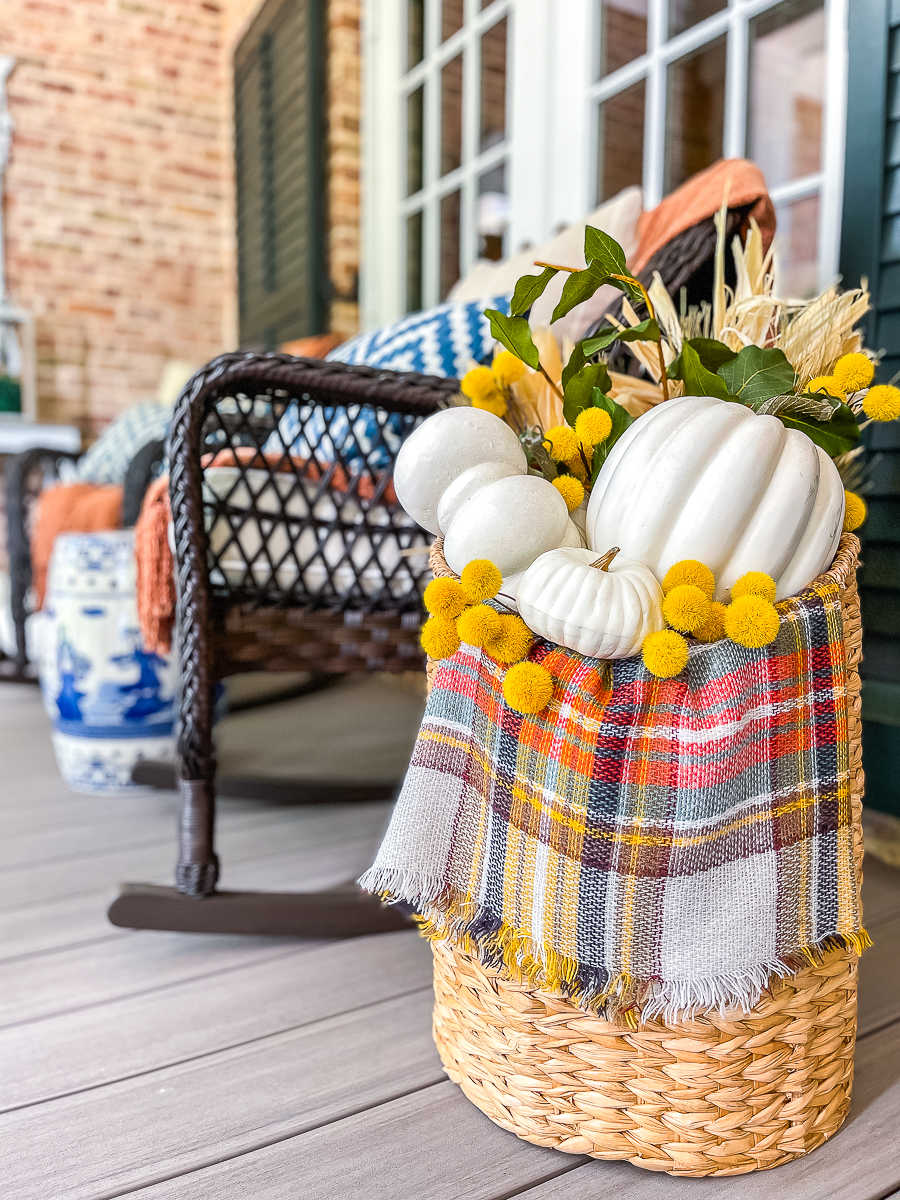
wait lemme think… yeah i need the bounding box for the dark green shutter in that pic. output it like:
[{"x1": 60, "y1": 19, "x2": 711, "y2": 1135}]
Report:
[
  {"x1": 234, "y1": 0, "x2": 326, "y2": 349},
  {"x1": 841, "y1": 0, "x2": 900, "y2": 815}
]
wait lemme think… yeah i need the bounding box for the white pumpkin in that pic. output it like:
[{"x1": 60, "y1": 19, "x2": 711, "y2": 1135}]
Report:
[
  {"x1": 393, "y1": 407, "x2": 526, "y2": 534},
  {"x1": 443, "y1": 475, "x2": 569, "y2": 578},
  {"x1": 586, "y1": 395, "x2": 845, "y2": 600},
  {"x1": 437, "y1": 460, "x2": 523, "y2": 533},
  {"x1": 516, "y1": 547, "x2": 665, "y2": 658},
  {"x1": 499, "y1": 519, "x2": 584, "y2": 611}
]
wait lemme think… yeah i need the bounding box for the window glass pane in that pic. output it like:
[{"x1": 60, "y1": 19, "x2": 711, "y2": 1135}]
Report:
[
  {"x1": 406, "y1": 211, "x2": 423, "y2": 312},
  {"x1": 480, "y1": 18, "x2": 507, "y2": 153},
  {"x1": 774, "y1": 193, "x2": 819, "y2": 297},
  {"x1": 443, "y1": 0, "x2": 464, "y2": 40},
  {"x1": 407, "y1": 86, "x2": 424, "y2": 196},
  {"x1": 442, "y1": 54, "x2": 463, "y2": 175},
  {"x1": 749, "y1": 0, "x2": 825, "y2": 190},
  {"x1": 440, "y1": 190, "x2": 462, "y2": 299},
  {"x1": 668, "y1": 0, "x2": 726, "y2": 39},
  {"x1": 597, "y1": 82, "x2": 645, "y2": 201},
  {"x1": 407, "y1": 0, "x2": 424, "y2": 70},
  {"x1": 598, "y1": 0, "x2": 648, "y2": 79},
  {"x1": 477, "y1": 163, "x2": 509, "y2": 261},
  {"x1": 665, "y1": 38, "x2": 726, "y2": 194}
]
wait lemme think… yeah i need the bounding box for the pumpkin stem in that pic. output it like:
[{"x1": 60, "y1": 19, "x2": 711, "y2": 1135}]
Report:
[{"x1": 591, "y1": 547, "x2": 620, "y2": 571}]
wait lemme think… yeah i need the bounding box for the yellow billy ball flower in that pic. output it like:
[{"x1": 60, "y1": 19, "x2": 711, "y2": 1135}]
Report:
[
  {"x1": 662, "y1": 584, "x2": 710, "y2": 633},
  {"x1": 863, "y1": 384, "x2": 900, "y2": 422},
  {"x1": 843, "y1": 490, "x2": 867, "y2": 532},
  {"x1": 642, "y1": 629, "x2": 689, "y2": 679},
  {"x1": 461, "y1": 366, "x2": 508, "y2": 418},
  {"x1": 574, "y1": 407, "x2": 613, "y2": 449},
  {"x1": 661, "y1": 559, "x2": 716, "y2": 599},
  {"x1": 423, "y1": 576, "x2": 470, "y2": 619},
  {"x1": 457, "y1": 603, "x2": 502, "y2": 648},
  {"x1": 420, "y1": 617, "x2": 461, "y2": 660},
  {"x1": 723, "y1": 595, "x2": 780, "y2": 648},
  {"x1": 545, "y1": 424, "x2": 579, "y2": 463},
  {"x1": 730, "y1": 571, "x2": 777, "y2": 603},
  {"x1": 460, "y1": 559, "x2": 503, "y2": 602},
  {"x1": 485, "y1": 615, "x2": 534, "y2": 664},
  {"x1": 491, "y1": 350, "x2": 527, "y2": 387},
  {"x1": 551, "y1": 475, "x2": 585, "y2": 512},
  {"x1": 805, "y1": 375, "x2": 845, "y2": 399},
  {"x1": 693, "y1": 601, "x2": 728, "y2": 644},
  {"x1": 503, "y1": 661, "x2": 554, "y2": 714},
  {"x1": 832, "y1": 352, "x2": 875, "y2": 393},
  {"x1": 565, "y1": 455, "x2": 588, "y2": 481}
]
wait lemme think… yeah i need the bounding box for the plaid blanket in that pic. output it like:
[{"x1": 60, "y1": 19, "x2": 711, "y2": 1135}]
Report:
[{"x1": 361, "y1": 548, "x2": 867, "y2": 1022}]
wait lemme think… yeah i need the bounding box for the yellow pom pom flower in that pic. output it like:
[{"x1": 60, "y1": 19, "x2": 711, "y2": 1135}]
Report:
[
  {"x1": 693, "y1": 601, "x2": 728, "y2": 644},
  {"x1": 730, "y1": 571, "x2": 777, "y2": 603},
  {"x1": 457, "y1": 603, "x2": 502, "y2": 648},
  {"x1": 551, "y1": 475, "x2": 585, "y2": 512},
  {"x1": 461, "y1": 366, "x2": 507, "y2": 417},
  {"x1": 423, "y1": 577, "x2": 470, "y2": 620},
  {"x1": 832, "y1": 352, "x2": 874, "y2": 393},
  {"x1": 843, "y1": 490, "x2": 867, "y2": 532},
  {"x1": 545, "y1": 424, "x2": 579, "y2": 463},
  {"x1": 661, "y1": 559, "x2": 716, "y2": 599},
  {"x1": 460, "y1": 559, "x2": 502, "y2": 602},
  {"x1": 723, "y1": 595, "x2": 780, "y2": 648},
  {"x1": 420, "y1": 617, "x2": 461, "y2": 660},
  {"x1": 805, "y1": 375, "x2": 845, "y2": 399},
  {"x1": 863, "y1": 384, "x2": 900, "y2": 422},
  {"x1": 642, "y1": 629, "x2": 689, "y2": 679},
  {"x1": 662, "y1": 584, "x2": 710, "y2": 633},
  {"x1": 485, "y1": 615, "x2": 534, "y2": 664},
  {"x1": 491, "y1": 350, "x2": 527, "y2": 387},
  {"x1": 574, "y1": 407, "x2": 613, "y2": 449},
  {"x1": 503, "y1": 661, "x2": 554, "y2": 714}
]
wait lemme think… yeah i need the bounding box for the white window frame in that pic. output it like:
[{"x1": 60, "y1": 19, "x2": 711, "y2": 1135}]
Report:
[{"x1": 362, "y1": 0, "x2": 847, "y2": 329}]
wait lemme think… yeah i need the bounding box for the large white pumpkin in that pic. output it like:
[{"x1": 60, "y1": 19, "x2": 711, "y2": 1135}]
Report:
[
  {"x1": 516, "y1": 547, "x2": 664, "y2": 658},
  {"x1": 393, "y1": 407, "x2": 526, "y2": 534},
  {"x1": 586, "y1": 395, "x2": 845, "y2": 600},
  {"x1": 443, "y1": 474, "x2": 569, "y2": 577}
]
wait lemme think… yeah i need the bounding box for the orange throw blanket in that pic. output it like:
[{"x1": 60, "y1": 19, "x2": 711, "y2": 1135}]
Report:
[
  {"x1": 632, "y1": 158, "x2": 776, "y2": 276},
  {"x1": 135, "y1": 475, "x2": 176, "y2": 656},
  {"x1": 32, "y1": 484, "x2": 123, "y2": 609}
]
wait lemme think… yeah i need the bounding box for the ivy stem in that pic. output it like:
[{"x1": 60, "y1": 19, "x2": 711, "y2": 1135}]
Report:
[
  {"x1": 538, "y1": 364, "x2": 565, "y2": 402},
  {"x1": 534, "y1": 261, "x2": 578, "y2": 273}
]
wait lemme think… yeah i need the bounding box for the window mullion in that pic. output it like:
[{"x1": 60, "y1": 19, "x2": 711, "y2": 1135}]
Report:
[
  {"x1": 819, "y1": 0, "x2": 849, "y2": 288},
  {"x1": 422, "y1": 0, "x2": 442, "y2": 306},
  {"x1": 724, "y1": 6, "x2": 748, "y2": 158},
  {"x1": 644, "y1": 0, "x2": 668, "y2": 208}
]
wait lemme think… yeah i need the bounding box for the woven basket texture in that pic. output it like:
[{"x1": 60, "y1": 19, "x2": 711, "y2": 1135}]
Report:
[{"x1": 426, "y1": 535, "x2": 864, "y2": 1177}]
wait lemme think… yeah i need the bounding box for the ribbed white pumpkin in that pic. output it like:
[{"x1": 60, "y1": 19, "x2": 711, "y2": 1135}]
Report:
[
  {"x1": 586, "y1": 395, "x2": 845, "y2": 601},
  {"x1": 516, "y1": 547, "x2": 664, "y2": 658}
]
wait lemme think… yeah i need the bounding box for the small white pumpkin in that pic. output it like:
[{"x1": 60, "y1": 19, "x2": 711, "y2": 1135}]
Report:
[
  {"x1": 394, "y1": 407, "x2": 526, "y2": 534},
  {"x1": 437, "y1": 460, "x2": 523, "y2": 533},
  {"x1": 586, "y1": 395, "x2": 844, "y2": 600},
  {"x1": 443, "y1": 474, "x2": 569, "y2": 578},
  {"x1": 516, "y1": 546, "x2": 665, "y2": 658},
  {"x1": 500, "y1": 519, "x2": 584, "y2": 611}
]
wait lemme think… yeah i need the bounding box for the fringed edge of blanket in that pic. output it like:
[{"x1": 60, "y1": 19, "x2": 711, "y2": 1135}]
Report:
[{"x1": 359, "y1": 867, "x2": 871, "y2": 1027}]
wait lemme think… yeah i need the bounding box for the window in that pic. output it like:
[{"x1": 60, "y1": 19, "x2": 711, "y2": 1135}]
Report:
[
  {"x1": 234, "y1": 0, "x2": 326, "y2": 349},
  {"x1": 592, "y1": 0, "x2": 847, "y2": 297},
  {"x1": 401, "y1": 1, "x2": 512, "y2": 311}
]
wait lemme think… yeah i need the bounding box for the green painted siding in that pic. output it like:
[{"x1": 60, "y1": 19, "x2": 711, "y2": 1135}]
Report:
[
  {"x1": 841, "y1": 0, "x2": 900, "y2": 814},
  {"x1": 234, "y1": 0, "x2": 326, "y2": 349}
]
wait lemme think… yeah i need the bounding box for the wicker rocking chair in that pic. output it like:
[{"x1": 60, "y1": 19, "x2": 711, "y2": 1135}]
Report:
[{"x1": 108, "y1": 353, "x2": 458, "y2": 938}]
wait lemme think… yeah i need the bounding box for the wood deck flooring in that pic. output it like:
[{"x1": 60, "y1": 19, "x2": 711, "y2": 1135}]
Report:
[{"x1": 2, "y1": 677, "x2": 900, "y2": 1200}]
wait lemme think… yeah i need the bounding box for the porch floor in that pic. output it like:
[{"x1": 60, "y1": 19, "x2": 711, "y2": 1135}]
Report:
[{"x1": 2, "y1": 679, "x2": 900, "y2": 1200}]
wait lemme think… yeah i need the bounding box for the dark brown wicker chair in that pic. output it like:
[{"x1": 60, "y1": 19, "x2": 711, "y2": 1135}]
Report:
[{"x1": 108, "y1": 353, "x2": 459, "y2": 938}]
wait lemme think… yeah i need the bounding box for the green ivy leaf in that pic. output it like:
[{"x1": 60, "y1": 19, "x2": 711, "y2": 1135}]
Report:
[
  {"x1": 485, "y1": 309, "x2": 540, "y2": 370},
  {"x1": 584, "y1": 225, "x2": 628, "y2": 277},
  {"x1": 510, "y1": 266, "x2": 559, "y2": 317},
  {"x1": 581, "y1": 318, "x2": 661, "y2": 356},
  {"x1": 589, "y1": 388, "x2": 634, "y2": 479},
  {"x1": 669, "y1": 337, "x2": 737, "y2": 376},
  {"x1": 779, "y1": 403, "x2": 861, "y2": 457},
  {"x1": 561, "y1": 340, "x2": 613, "y2": 391},
  {"x1": 718, "y1": 345, "x2": 796, "y2": 407},
  {"x1": 562, "y1": 363, "x2": 612, "y2": 427},
  {"x1": 671, "y1": 342, "x2": 731, "y2": 400},
  {"x1": 549, "y1": 264, "x2": 609, "y2": 324}
]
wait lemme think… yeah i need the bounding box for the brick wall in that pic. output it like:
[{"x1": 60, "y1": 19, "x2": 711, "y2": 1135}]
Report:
[{"x1": 0, "y1": 0, "x2": 362, "y2": 438}]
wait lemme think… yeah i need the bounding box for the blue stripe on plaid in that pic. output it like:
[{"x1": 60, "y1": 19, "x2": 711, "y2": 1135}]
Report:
[{"x1": 75, "y1": 403, "x2": 172, "y2": 485}]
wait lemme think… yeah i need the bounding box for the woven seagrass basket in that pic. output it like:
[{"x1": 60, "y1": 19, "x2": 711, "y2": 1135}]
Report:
[{"x1": 426, "y1": 535, "x2": 864, "y2": 1178}]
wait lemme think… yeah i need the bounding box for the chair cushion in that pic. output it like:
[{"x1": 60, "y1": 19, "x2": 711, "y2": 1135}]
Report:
[{"x1": 76, "y1": 403, "x2": 172, "y2": 485}]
